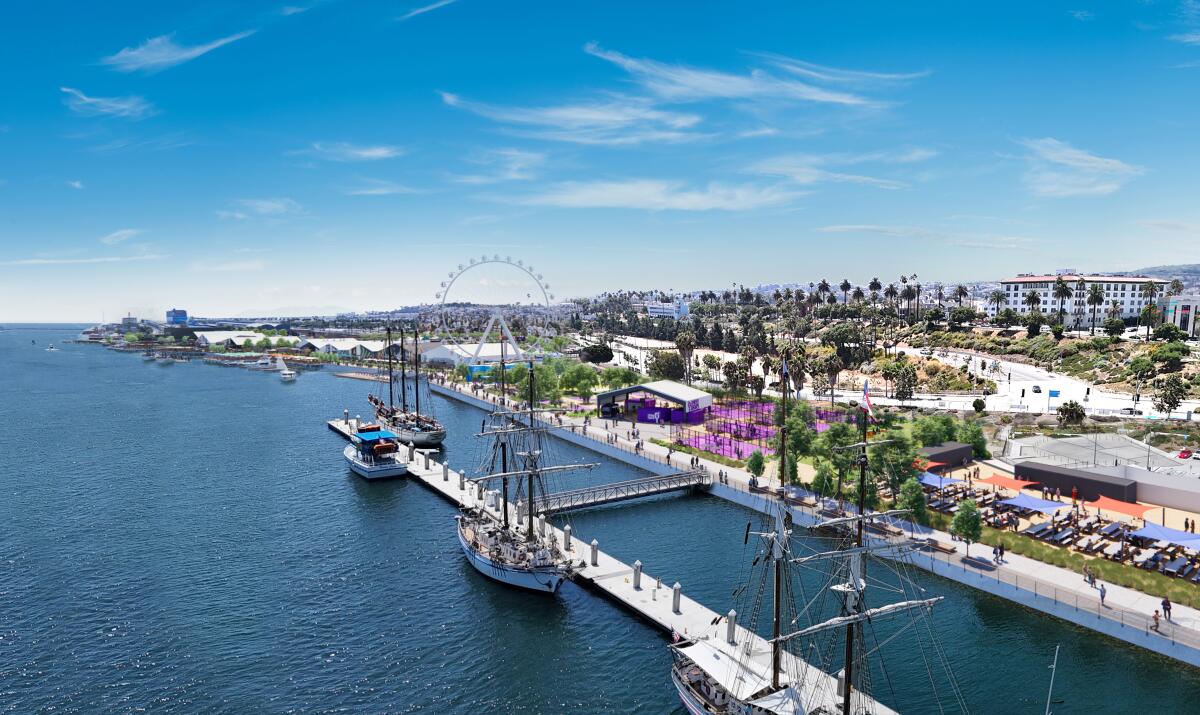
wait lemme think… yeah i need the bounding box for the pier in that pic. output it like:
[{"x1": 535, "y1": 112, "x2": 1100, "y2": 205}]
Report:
[{"x1": 538, "y1": 470, "x2": 709, "y2": 514}]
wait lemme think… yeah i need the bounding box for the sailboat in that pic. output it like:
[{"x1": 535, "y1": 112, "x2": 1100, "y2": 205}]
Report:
[
  {"x1": 668, "y1": 369, "x2": 961, "y2": 715},
  {"x1": 277, "y1": 356, "x2": 297, "y2": 382},
  {"x1": 456, "y1": 357, "x2": 596, "y2": 593},
  {"x1": 370, "y1": 323, "x2": 446, "y2": 448}
]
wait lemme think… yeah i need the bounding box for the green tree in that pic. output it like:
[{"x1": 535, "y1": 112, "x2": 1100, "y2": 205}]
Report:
[
  {"x1": 1087, "y1": 283, "x2": 1105, "y2": 334},
  {"x1": 1057, "y1": 400, "x2": 1086, "y2": 426},
  {"x1": 256, "y1": 337, "x2": 272, "y2": 349},
  {"x1": 560, "y1": 363, "x2": 599, "y2": 401},
  {"x1": 1141, "y1": 280, "x2": 1162, "y2": 340},
  {"x1": 1154, "y1": 323, "x2": 1187, "y2": 343},
  {"x1": 648, "y1": 350, "x2": 685, "y2": 380},
  {"x1": 972, "y1": 398, "x2": 986, "y2": 414},
  {"x1": 580, "y1": 343, "x2": 614, "y2": 364},
  {"x1": 1103, "y1": 318, "x2": 1125, "y2": 337},
  {"x1": 601, "y1": 366, "x2": 641, "y2": 388},
  {"x1": 956, "y1": 420, "x2": 990, "y2": 459},
  {"x1": 811, "y1": 459, "x2": 839, "y2": 497},
  {"x1": 746, "y1": 450, "x2": 765, "y2": 480},
  {"x1": 1025, "y1": 311, "x2": 1044, "y2": 337},
  {"x1": 1153, "y1": 374, "x2": 1188, "y2": 418},
  {"x1": 893, "y1": 363, "x2": 918, "y2": 403},
  {"x1": 912, "y1": 414, "x2": 957, "y2": 446},
  {"x1": 951, "y1": 499, "x2": 982, "y2": 557},
  {"x1": 674, "y1": 331, "x2": 697, "y2": 384},
  {"x1": 898, "y1": 477, "x2": 928, "y2": 525},
  {"x1": 870, "y1": 429, "x2": 921, "y2": 497},
  {"x1": 702, "y1": 353, "x2": 722, "y2": 383},
  {"x1": 1052, "y1": 276, "x2": 1073, "y2": 325},
  {"x1": 123, "y1": 331, "x2": 139, "y2": 343},
  {"x1": 1152, "y1": 342, "x2": 1190, "y2": 372}
]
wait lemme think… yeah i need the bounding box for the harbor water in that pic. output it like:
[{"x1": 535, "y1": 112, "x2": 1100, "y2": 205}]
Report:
[{"x1": 4, "y1": 324, "x2": 1200, "y2": 713}]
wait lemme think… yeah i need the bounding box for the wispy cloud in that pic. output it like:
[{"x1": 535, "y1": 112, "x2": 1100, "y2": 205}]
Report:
[
  {"x1": 1139, "y1": 219, "x2": 1200, "y2": 232},
  {"x1": 758, "y1": 55, "x2": 930, "y2": 86},
  {"x1": 192, "y1": 259, "x2": 265, "y2": 272},
  {"x1": 0, "y1": 254, "x2": 166, "y2": 266},
  {"x1": 817, "y1": 224, "x2": 1034, "y2": 250},
  {"x1": 398, "y1": 0, "x2": 456, "y2": 21},
  {"x1": 86, "y1": 134, "x2": 193, "y2": 153},
  {"x1": 102, "y1": 31, "x2": 256, "y2": 73},
  {"x1": 1170, "y1": 32, "x2": 1200, "y2": 43},
  {"x1": 1169, "y1": 0, "x2": 1200, "y2": 43},
  {"x1": 60, "y1": 87, "x2": 156, "y2": 120},
  {"x1": 440, "y1": 91, "x2": 704, "y2": 145},
  {"x1": 516, "y1": 179, "x2": 801, "y2": 211},
  {"x1": 67, "y1": 180, "x2": 85, "y2": 190},
  {"x1": 453, "y1": 148, "x2": 545, "y2": 184},
  {"x1": 100, "y1": 228, "x2": 142, "y2": 245},
  {"x1": 584, "y1": 43, "x2": 875, "y2": 106},
  {"x1": 749, "y1": 148, "x2": 937, "y2": 190},
  {"x1": 220, "y1": 198, "x2": 302, "y2": 219},
  {"x1": 1017, "y1": 137, "x2": 1143, "y2": 197},
  {"x1": 281, "y1": 5, "x2": 311, "y2": 15},
  {"x1": 343, "y1": 179, "x2": 417, "y2": 196},
  {"x1": 309, "y1": 141, "x2": 403, "y2": 161},
  {"x1": 1069, "y1": 10, "x2": 1095, "y2": 21}
]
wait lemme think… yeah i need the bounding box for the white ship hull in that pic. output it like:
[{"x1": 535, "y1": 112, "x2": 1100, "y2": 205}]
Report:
[
  {"x1": 343, "y1": 445, "x2": 407, "y2": 480},
  {"x1": 456, "y1": 519, "x2": 565, "y2": 593},
  {"x1": 388, "y1": 424, "x2": 446, "y2": 448}
]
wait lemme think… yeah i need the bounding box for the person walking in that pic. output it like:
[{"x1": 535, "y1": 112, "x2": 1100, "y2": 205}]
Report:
[
  {"x1": 1162, "y1": 596, "x2": 1172, "y2": 621},
  {"x1": 1099, "y1": 582, "x2": 1106, "y2": 606},
  {"x1": 998, "y1": 543, "x2": 1006, "y2": 564},
  {"x1": 1152, "y1": 610, "x2": 1161, "y2": 632}
]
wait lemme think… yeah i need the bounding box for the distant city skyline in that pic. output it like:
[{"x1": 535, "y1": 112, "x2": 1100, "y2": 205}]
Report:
[{"x1": 3, "y1": 1, "x2": 1200, "y2": 321}]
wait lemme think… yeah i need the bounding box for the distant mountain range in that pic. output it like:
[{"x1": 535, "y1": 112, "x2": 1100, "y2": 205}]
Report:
[{"x1": 1120, "y1": 264, "x2": 1200, "y2": 290}]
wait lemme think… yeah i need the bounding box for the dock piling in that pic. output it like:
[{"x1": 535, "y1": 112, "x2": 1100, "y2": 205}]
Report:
[
  {"x1": 672, "y1": 582, "x2": 682, "y2": 614},
  {"x1": 564, "y1": 524, "x2": 573, "y2": 551},
  {"x1": 590, "y1": 539, "x2": 599, "y2": 567},
  {"x1": 633, "y1": 560, "x2": 643, "y2": 590},
  {"x1": 727, "y1": 610, "x2": 737, "y2": 644},
  {"x1": 443, "y1": 463, "x2": 449, "y2": 482}
]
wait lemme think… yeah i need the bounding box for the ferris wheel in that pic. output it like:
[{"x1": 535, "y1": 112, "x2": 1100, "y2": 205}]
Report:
[{"x1": 434, "y1": 255, "x2": 556, "y2": 366}]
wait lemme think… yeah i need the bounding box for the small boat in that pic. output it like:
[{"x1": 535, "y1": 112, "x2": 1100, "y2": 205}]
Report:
[
  {"x1": 157, "y1": 353, "x2": 174, "y2": 364},
  {"x1": 343, "y1": 429, "x2": 408, "y2": 480},
  {"x1": 45, "y1": 343, "x2": 58, "y2": 352},
  {"x1": 142, "y1": 351, "x2": 157, "y2": 361},
  {"x1": 278, "y1": 357, "x2": 297, "y2": 382}
]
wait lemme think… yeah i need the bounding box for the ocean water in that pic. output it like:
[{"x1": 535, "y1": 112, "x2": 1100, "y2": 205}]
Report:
[{"x1": 3, "y1": 324, "x2": 1200, "y2": 714}]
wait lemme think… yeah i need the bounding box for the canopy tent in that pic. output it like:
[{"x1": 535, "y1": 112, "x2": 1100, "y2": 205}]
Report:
[
  {"x1": 1131, "y1": 522, "x2": 1200, "y2": 549},
  {"x1": 978, "y1": 473, "x2": 1039, "y2": 492},
  {"x1": 352, "y1": 429, "x2": 398, "y2": 442},
  {"x1": 1000, "y1": 493, "x2": 1066, "y2": 515},
  {"x1": 1088, "y1": 494, "x2": 1156, "y2": 520},
  {"x1": 918, "y1": 472, "x2": 963, "y2": 489}
]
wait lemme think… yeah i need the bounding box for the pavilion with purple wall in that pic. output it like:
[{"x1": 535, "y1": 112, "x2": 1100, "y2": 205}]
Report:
[{"x1": 595, "y1": 379, "x2": 713, "y2": 426}]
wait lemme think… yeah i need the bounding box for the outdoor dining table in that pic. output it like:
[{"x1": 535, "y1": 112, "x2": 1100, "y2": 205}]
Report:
[{"x1": 1103, "y1": 542, "x2": 1122, "y2": 557}]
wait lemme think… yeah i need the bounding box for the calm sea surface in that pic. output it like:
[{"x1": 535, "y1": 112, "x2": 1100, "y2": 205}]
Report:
[{"x1": 3, "y1": 324, "x2": 1200, "y2": 714}]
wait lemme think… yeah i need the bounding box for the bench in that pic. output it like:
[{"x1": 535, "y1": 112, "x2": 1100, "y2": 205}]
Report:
[{"x1": 925, "y1": 538, "x2": 957, "y2": 554}]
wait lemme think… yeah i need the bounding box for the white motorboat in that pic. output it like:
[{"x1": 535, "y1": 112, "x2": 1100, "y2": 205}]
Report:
[
  {"x1": 343, "y1": 429, "x2": 407, "y2": 480},
  {"x1": 156, "y1": 354, "x2": 174, "y2": 364},
  {"x1": 277, "y1": 357, "x2": 297, "y2": 382},
  {"x1": 142, "y1": 351, "x2": 156, "y2": 361},
  {"x1": 45, "y1": 343, "x2": 58, "y2": 352}
]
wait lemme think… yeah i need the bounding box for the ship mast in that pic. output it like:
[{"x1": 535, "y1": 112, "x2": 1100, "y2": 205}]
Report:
[
  {"x1": 526, "y1": 358, "x2": 536, "y2": 543},
  {"x1": 386, "y1": 324, "x2": 394, "y2": 412},
  {"x1": 500, "y1": 340, "x2": 508, "y2": 528},
  {"x1": 772, "y1": 360, "x2": 789, "y2": 690},
  {"x1": 842, "y1": 399, "x2": 870, "y2": 715},
  {"x1": 398, "y1": 323, "x2": 409, "y2": 413},
  {"x1": 413, "y1": 323, "x2": 421, "y2": 418}
]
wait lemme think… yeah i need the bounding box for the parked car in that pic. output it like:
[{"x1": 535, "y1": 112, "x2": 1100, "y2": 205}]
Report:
[
  {"x1": 1193, "y1": 453, "x2": 1200, "y2": 461},
  {"x1": 1179, "y1": 450, "x2": 1194, "y2": 460},
  {"x1": 1119, "y1": 407, "x2": 1144, "y2": 416},
  {"x1": 1032, "y1": 385, "x2": 1043, "y2": 394}
]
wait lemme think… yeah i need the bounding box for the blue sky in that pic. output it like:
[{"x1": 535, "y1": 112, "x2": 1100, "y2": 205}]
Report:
[{"x1": 3, "y1": 1, "x2": 1200, "y2": 320}]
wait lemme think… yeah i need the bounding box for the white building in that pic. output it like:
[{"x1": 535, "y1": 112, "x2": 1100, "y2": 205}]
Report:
[
  {"x1": 194, "y1": 331, "x2": 301, "y2": 349},
  {"x1": 989, "y1": 274, "x2": 1169, "y2": 327},
  {"x1": 633, "y1": 300, "x2": 689, "y2": 319},
  {"x1": 422, "y1": 341, "x2": 528, "y2": 366}
]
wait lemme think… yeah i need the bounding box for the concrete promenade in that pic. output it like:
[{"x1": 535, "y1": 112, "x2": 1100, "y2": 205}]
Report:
[{"x1": 426, "y1": 378, "x2": 1200, "y2": 667}]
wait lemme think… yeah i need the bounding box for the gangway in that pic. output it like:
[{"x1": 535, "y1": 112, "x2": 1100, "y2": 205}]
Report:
[{"x1": 540, "y1": 470, "x2": 710, "y2": 514}]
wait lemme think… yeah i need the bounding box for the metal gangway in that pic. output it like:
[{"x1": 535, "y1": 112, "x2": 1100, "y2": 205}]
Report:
[{"x1": 539, "y1": 470, "x2": 711, "y2": 514}]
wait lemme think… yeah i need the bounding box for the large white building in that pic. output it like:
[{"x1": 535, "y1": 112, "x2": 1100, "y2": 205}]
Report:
[
  {"x1": 989, "y1": 274, "x2": 1170, "y2": 327},
  {"x1": 632, "y1": 300, "x2": 689, "y2": 319},
  {"x1": 1164, "y1": 295, "x2": 1200, "y2": 338}
]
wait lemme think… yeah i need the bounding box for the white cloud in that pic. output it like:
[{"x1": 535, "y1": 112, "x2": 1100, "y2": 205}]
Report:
[
  {"x1": 235, "y1": 197, "x2": 302, "y2": 215},
  {"x1": 454, "y1": 148, "x2": 545, "y2": 184},
  {"x1": 100, "y1": 228, "x2": 142, "y2": 245},
  {"x1": 749, "y1": 148, "x2": 936, "y2": 190},
  {"x1": 343, "y1": 179, "x2": 417, "y2": 196},
  {"x1": 440, "y1": 91, "x2": 704, "y2": 145},
  {"x1": 60, "y1": 87, "x2": 156, "y2": 120},
  {"x1": 67, "y1": 180, "x2": 85, "y2": 190},
  {"x1": 281, "y1": 5, "x2": 310, "y2": 15},
  {"x1": 1170, "y1": 32, "x2": 1200, "y2": 43},
  {"x1": 398, "y1": 0, "x2": 456, "y2": 21},
  {"x1": 0, "y1": 254, "x2": 166, "y2": 266},
  {"x1": 759, "y1": 55, "x2": 930, "y2": 85},
  {"x1": 517, "y1": 179, "x2": 801, "y2": 211},
  {"x1": 1139, "y1": 219, "x2": 1200, "y2": 232},
  {"x1": 1018, "y1": 137, "x2": 1143, "y2": 197},
  {"x1": 1069, "y1": 10, "x2": 1095, "y2": 21},
  {"x1": 102, "y1": 31, "x2": 256, "y2": 73},
  {"x1": 192, "y1": 260, "x2": 265, "y2": 272},
  {"x1": 216, "y1": 210, "x2": 249, "y2": 220},
  {"x1": 584, "y1": 43, "x2": 873, "y2": 106},
  {"x1": 310, "y1": 141, "x2": 403, "y2": 161}
]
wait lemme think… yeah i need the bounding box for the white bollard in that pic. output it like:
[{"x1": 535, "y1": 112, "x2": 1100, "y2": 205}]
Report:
[
  {"x1": 726, "y1": 610, "x2": 737, "y2": 644},
  {"x1": 408, "y1": 443, "x2": 416, "y2": 462},
  {"x1": 354, "y1": 415, "x2": 361, "y2": 431},
  {"x1": 672, "y1": 582, "x2": 682, "y2": 614},
  {"x1": 633, "y1": 560, "x2": 643, "y2": 590},
  {"x1": 443, "y1": 463, "x2": 449, "y2": 482},
  {"x1": 423, "y1": 452, "x2": 430, "y2": 470},
  {"x1": 563, "y1": 524, "x2": 573, "y2": 551},
  {"x1": 343, "y1": 409, "x2": 349, "y2": 425},
  {"x1": 590, "y1": 539, "x2": 599, "y2": 567},
  {"x1": 459, "y1": 472, "x2": 465, "y2": 490}
]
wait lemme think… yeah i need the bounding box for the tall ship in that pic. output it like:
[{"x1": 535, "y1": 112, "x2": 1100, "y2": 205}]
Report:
[
  {"x1": 455, "y1": 357, "x2": 595, "y2": 593},
  {"x1": 669, "y1": 373, "x2": 965, "y2": 715},
  {"x1": 368, "y1": 324, "x2": 446, "y2": 448}
]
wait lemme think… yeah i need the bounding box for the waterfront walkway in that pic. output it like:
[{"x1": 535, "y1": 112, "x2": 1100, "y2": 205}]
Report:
[{"x1": 426, "y1": 378, "x2": 1200, "y2": 666}]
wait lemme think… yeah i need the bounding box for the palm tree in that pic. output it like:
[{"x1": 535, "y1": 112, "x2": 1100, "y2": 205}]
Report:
[
  {"x1": 954, "y1": 284, "x2": 970, "y2": 306},
  {"x1": 868, "y1": 277, "x2": 882, "y2": 304},
  {"x1": 1108, "y1": 300, "x2": 1122, "y2": 320},
  {"x1": 910, "y1": 274, "x2": 921, "y2": 321},
  {"x1": 1023, "y1": 289, "x2": 1042, "y2": 314},
  {"x1": 1052, "y1": 276, "x2": 1073, "y2": 325},
  {"x1": 839, "y1": 279, "x2": 851, "y2": 304},
  {"x1": 1086, "y1": 283, "x2": 1104, "y2": 334},
  {"x1": 934, "y1": 283, "x2": 945, "y2": 309},
  {"x1": 674, "y1": 331, "x2": 697, "y2": 384},
  {"x1": 900, "y1": 284, "x2": 917, "y2": 323},
  {"x1": 1141, "y1": 280, "x2": 1162, "y2": 339},
  {"x1": 988, "y1": 289, "x2": 1006, "y2": 320},
  {"x1": 817, "y1": 279, "x2": 831, "y2": 302},
  {"x1": 851, "y1": 286, "x2": 865, "y2": 303},
  {"x1": 1169, "y1": 278, "x2": 1185, "y2": 296}
]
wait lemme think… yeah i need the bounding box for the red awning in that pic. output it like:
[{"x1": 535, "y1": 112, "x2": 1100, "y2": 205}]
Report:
[
  {"x1": 978, "y1": 473, "x2": 1039, "y2": 491},
  {"x1": 1088, "y1": 495, "x2": 1156, "y2": 519}
]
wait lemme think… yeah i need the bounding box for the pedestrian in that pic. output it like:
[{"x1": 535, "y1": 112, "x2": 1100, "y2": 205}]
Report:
[
  {"x1": 1163, "y1": 596, "x2": 1172, "y2": 621},
  {"x1": 998, "y1": 543, "x2": 1006, "y2": 563},
  {"x1": 1186, "y1": 518, "x2": 1191, "y2": 533},
  {"x1": 1152, "y1": 609, "x2": 1161, "y2": 632},
  {"x1": 992, "y1": 545, "x2": 1000, "y2": 564},
  {"x1": 1099, "y1": 582, "x2": 1106, "y2": 606}
]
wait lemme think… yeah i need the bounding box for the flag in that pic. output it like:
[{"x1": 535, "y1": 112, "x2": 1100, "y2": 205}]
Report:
[{"x1": 862, "y1": 379, "x2": 876, "y2": 421}]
